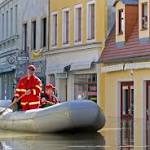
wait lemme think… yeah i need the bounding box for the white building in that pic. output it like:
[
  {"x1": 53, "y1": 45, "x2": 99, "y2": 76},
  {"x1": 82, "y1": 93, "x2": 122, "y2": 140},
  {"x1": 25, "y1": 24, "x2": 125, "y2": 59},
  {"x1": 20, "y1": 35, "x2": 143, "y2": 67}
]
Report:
[
  {"x1": 0, "y1": 0, "x2": 20, "y2": 100},
  {"x1": 17, "y1": 0, "x2": 49, "y2": 84}
]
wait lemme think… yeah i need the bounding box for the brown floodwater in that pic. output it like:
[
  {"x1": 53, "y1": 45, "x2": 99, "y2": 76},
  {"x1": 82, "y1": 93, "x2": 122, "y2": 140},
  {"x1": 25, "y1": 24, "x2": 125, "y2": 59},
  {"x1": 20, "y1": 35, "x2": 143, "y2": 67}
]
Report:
[{"x1": 0, "y1": 118, "x2": 149, "y2": 150}]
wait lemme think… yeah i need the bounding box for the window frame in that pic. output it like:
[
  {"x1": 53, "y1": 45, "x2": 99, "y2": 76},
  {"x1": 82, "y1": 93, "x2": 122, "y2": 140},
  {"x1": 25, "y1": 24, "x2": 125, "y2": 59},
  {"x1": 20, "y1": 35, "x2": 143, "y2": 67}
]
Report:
[
  {"x1": 74, "y1": 4, "x2": 82, "y2": 45},
  {"x1": 15, "y1": 5, "x2": 18, "y2": 35},
  {"x1": 10, "y1": 8, "x2": 13, "y2": 36},
  {"x1": 118, "y1": 9, "x2": 124, "y2": 35},
  {"x1": 51, "y1": 12, "x2": 58, "y2": 48},
  {"x1": 62, "y1": 8, "x2": 70, "y2": 46},
  {"x1": 41, "y1": 17, "x2": 47, "y2": 48},
  {"x1": 141, "y1": 2, "x2": 148, "y2": 30},
  {"x1": 6, "y1": 10, "x2": 9, "y2": 37},
  {"x1": 31, "y1": 20, "x2": 37, "y2": 50},
  {"x1": 2, "y1": 13, "x2": 4, "y2": 39},
  {"x1": 22, "y1": 22, "x2": 28, "y2": 51},
  {"x1": 87, "y1": 0, "x2": 96, "y2": 42}
]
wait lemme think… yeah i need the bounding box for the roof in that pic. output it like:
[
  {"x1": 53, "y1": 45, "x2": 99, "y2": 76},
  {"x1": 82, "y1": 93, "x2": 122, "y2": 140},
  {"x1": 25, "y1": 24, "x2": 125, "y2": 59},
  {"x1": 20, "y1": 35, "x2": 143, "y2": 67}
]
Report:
[
  {"x1": 100, "y1": 22, "x2": 150, "y2": 63},
  {"x1": 113, "y1": 0, "x2": 138, "y2": 6}
]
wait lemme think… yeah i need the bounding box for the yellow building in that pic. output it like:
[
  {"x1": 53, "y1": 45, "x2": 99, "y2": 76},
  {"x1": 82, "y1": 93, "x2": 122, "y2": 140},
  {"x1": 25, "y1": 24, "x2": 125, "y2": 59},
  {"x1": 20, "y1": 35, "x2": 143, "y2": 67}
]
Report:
[
  {"x1": 100, "y1": 0, "x2": 150, "y2": 147},
  {"x1": 45, "y1": 0, "x2": 108, "y2": 103}
]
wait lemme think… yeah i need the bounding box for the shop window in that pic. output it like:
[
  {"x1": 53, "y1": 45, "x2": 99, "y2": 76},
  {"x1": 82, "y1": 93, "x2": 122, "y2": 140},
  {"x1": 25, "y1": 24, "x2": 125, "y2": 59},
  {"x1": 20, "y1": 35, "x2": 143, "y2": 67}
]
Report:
[
  {"x1": 141, "y1": 2, "x2": 148, "y2": 30},
  {"x1": 74, "y1": 74, "x2": 97, "y2": 102}
]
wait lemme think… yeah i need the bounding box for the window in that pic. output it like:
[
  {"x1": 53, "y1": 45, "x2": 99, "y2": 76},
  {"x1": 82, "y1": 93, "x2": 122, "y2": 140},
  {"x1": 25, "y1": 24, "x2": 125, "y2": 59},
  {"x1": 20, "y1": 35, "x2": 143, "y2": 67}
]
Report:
[
  {"x1": 15, "y1": 5, "x2": 18, "y2": 34},
  {"x1": 51, "y1": 13, "x2": 58, "y2": 47},
  {"x1": 2, "y1": 13, "x2": 4, "y2": 39},
  {"x1": 6, "y1": 11, "x2": 9, "y2": 37},
  {"x1": 87, "y1": 2, "x2": 95, "y2": 40},
  {"x1": 10, "y1": 8, "x2": 13, "y2": 35},
  {"x1": 74, "y1": 74, "x2": 97, "y2": 102},
  {"x1": 41, "y1": 18, "x2": 47, "y2": 47},
  {"x1": 74, "y1": 5, "x2": 82, "y2": 43},
  {"x1": 31, "y1": 21, "x2": 36, "y2": 50},
  {"x1": 23, "y1": 23, "x2": 27, "y2": 51},
  {"x1": 62, "y1": 9, "x2": 69, "y2": 45},
  {"x1": 118, "y1": 9, "x2": 124, "y2": 34},
  {"x1": 49, "y1": 74, "x2": 55, "y2": 86},
  {"x1": 141, "y1": 3, "x2": 148, "y2": 30}
]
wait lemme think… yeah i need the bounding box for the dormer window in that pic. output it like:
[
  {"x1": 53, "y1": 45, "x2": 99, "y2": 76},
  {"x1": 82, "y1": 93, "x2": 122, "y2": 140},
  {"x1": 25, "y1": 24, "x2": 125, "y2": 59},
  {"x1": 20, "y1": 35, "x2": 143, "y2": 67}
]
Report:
[
  {"x1": 141, "y1": 3, "x2": 148, "y2": 30},
  {"x1": 118, "y1": 9, "x2": 124, "y2": 34}
]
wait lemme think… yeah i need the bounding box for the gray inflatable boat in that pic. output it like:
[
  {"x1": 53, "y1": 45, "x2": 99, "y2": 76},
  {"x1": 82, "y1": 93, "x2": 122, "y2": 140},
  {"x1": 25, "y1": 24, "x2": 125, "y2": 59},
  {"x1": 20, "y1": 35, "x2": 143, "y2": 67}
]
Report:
[{"x1": 0, "y1": 100, "x2": 105, "y2": 133}]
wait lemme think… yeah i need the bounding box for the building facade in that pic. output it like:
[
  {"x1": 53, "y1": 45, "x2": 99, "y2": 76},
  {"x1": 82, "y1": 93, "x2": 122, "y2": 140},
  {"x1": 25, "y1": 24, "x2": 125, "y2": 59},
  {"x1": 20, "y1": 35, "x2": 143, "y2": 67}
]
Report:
[
  {"x1": 18, "y1": 0, "x2": 49, "y2": 85},
  {"x1": 45, "y1": 0, "x2": 108, "y2": 102},
  {"x1": 0, "y1": 0, "x2": 20, "y2": 100},
  {"x1": 100, "y1": 0, "x2": 150, "y2": 145},
  {"x1": 100, "y1": 0, "x2": 150, "y2": 143}
]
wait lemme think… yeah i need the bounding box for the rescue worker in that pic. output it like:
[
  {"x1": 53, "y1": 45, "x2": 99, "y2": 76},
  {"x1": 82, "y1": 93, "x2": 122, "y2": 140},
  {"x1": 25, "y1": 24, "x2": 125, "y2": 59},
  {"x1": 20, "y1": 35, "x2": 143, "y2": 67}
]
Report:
[
  {"x1": 40, "y1": 83, "x2": 60, "y2": 108},
  {"x1": 14, "y1": 65, "x2": 42, "y2": 111}
]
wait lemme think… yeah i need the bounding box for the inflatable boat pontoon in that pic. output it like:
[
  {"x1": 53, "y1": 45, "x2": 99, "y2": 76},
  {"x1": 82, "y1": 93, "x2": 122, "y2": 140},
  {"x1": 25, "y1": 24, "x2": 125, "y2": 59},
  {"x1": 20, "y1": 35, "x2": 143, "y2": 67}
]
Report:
[{"x1": 0, "y1": 100, "x2": 105, "y2": 133}]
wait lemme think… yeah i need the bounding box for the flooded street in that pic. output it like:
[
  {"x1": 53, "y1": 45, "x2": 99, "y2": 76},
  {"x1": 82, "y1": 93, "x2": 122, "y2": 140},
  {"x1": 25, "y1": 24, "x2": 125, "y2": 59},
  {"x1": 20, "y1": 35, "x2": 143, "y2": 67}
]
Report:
[
  {"x1": 0, "y1": 118, "x2": 149, "y2": 150},
  {"x1": 0, "y1": 131, "x2": 105, "y2": 150}
]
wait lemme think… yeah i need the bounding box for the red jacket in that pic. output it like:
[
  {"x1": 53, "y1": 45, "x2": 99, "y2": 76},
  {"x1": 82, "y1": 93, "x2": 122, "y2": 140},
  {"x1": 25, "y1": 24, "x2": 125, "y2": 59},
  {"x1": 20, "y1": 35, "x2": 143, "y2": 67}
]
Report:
[{"x1": 15, "y1": 75, "x2": 42, "y2": 111}]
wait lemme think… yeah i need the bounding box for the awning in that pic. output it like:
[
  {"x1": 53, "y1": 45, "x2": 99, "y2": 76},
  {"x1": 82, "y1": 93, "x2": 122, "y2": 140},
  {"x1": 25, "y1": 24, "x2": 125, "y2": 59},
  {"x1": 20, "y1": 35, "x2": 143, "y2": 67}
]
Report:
[
  {"x1": 47, "y1": 64, "x2": 67, "y2": 74},
  {"x1": 0, "y1": 64, "x2": 16, "y2": 74},
  {"x1": 47, "y1": 60, "x2": 98, "y2": 74},
  {"x1": 70, "y1": 61, "x2": 93, "y2": 71}
]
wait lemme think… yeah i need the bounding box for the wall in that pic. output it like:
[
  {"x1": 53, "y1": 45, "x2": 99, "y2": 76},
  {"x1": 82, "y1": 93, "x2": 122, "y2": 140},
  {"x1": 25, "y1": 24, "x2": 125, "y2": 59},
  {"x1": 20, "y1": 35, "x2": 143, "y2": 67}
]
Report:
[
  {"x1": 101, "y1": 66, "x2": 150, "y2": 119},
  {"x1": 18, "y1": 0, "x2": 49, "y2": 52},
  {"x1": 50, "y1": 0, "x2": 107, "y2": 49}
]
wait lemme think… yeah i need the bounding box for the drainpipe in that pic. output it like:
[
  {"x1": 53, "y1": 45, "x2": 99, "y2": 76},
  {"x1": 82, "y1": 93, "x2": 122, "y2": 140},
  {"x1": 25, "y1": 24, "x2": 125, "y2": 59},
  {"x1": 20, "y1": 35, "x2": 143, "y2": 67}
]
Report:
[
  {"x1": 64, "y1": 65, "x2": 71, "y2": 101},
  {"x1": 48, "y1": 0, "x2": 51, "y2": 51},
  {"x1": 45, "y1": 0, "x2": 50, "y2": 85}
]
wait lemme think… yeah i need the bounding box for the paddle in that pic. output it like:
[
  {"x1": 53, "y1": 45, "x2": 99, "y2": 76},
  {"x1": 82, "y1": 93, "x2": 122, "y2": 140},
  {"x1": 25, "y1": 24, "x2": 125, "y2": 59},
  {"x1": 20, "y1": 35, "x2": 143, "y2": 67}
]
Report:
[
  {"x1": 41, "y1": 99, "x2": 55, "y2": 105},
  {"x1": 0, "y1": 93, "x2": 26, "y2": 115},
  {"x1": 41, "y1": 95, "x2": 60, "y2": 106}
]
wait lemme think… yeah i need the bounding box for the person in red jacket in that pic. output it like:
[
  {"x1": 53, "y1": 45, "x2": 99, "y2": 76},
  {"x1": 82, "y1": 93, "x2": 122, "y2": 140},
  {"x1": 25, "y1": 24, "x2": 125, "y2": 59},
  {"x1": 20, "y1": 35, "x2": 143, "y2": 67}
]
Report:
[
  {"x1": 14, "y1": 65, "x2": 42, "y2": 111},
  {"x1": 40, "y1": 83, "x2": 60, "y2": 108}
]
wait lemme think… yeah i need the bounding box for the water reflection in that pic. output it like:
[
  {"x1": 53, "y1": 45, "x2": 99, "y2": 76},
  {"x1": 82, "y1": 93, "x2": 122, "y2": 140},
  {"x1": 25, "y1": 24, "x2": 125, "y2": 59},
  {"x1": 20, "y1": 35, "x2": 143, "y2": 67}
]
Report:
[
  {"x1": 0, "y1": 132, "x2": 105, "y2": 150},
  {"x1": 101, "y1": 118, "x2": 150, "y2": 150},
  {"x1": 0, "y1": 118, "x2": 150, "y2": 150},
  {"x1": 120, "y1": 119, "x2": 134, "y2": 148}
]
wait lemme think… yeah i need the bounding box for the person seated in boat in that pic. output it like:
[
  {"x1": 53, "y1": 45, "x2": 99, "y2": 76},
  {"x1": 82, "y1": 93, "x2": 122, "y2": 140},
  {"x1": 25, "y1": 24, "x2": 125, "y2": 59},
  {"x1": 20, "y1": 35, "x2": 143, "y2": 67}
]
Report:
[
  {"x1": 40, "y1": 83, "x2": 60, "y2": 108},
  {"x1": 13, "y1": 65, "x2": 42, "y2": 111}
]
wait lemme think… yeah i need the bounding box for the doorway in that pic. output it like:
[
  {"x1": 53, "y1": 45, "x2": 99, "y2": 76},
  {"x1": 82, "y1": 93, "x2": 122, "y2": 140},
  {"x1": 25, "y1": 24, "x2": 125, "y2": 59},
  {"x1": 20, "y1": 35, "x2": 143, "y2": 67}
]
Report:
[
  {"x1": 146, "y1": 81, "x2": 150, "y2": 147},
  {"x1": 120, "y1": 82, "x2": 134, "y2": 146},
  {"x1": 121, "y1": 82, "x2": 134, "y2": 120}
]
